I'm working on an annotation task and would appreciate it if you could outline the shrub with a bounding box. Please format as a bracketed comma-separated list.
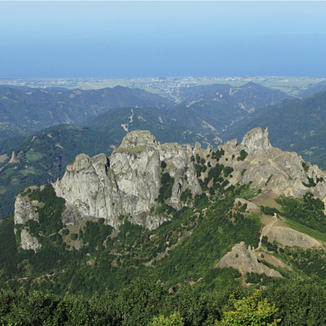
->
[62, 229, 69, 236]
[70, 233, 78, 241]
[237, 149, 248, 161]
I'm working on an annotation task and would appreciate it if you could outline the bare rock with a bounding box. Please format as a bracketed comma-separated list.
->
[220, 127, 326, 201]
[241, 127, 272, 155]
[268, 226, 321, 249]
[234, 198, 260, 215]
[14, 188, 39, 225]
[119, 130, 156, 149]
[20, 228, 41, 252]
[216, 241, 282, 278]
[52, 130, 201, 230]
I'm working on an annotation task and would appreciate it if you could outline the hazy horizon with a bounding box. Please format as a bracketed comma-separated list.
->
[1, 1, 326, 78]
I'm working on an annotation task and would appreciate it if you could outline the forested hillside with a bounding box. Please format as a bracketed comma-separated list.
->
[0, 86, 174, 141]
[162, 82, 291, 137]
[85, 107, 214, 146]
[2, 128, 326, 324]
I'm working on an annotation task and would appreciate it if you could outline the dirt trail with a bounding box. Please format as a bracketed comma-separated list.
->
[0, 151, 15, 172]
[129, 108, 134, 123]
[9, 151, 15, 163]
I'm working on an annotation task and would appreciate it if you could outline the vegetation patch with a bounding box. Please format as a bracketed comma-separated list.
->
[29, 185, 65, 233]
[276, 192, 326, 233]
[237, 149, 248, 161]
[157, 173, 174, 204]
[26, 149, 43, 161]
[180, 189, 192, 203]
[211, 148, 225, 161]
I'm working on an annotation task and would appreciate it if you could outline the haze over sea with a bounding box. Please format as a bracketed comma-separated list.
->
[1, 1, 326, 78]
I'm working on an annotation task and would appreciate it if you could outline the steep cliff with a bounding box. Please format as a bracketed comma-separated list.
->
[51, 130, 201, 230]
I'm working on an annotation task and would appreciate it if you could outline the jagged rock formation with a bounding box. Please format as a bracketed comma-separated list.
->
[220, 127, 326, 203]
[216, 241, 282, 278]
[51, 130, 201, 230]
[14, 186, 40, 225]
[13, 127, 326, 249]
[11, 127, 326, 286]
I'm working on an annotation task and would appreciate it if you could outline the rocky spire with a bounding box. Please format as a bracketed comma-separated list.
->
[241, 127, 272, 154]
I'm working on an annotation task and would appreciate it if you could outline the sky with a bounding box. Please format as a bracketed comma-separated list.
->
[1, 1, 326, 78]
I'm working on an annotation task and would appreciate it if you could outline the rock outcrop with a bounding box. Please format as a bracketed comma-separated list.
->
[216, 241, 282, 278]
[14, 127, 326, 238]
[220, 127, 326, 202]
[14, 186, 40, 225]
[51, 130, 201, 230]
[20, 228, 42, 252]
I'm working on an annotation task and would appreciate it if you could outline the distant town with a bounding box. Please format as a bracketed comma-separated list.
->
[1, 76, 326, 101]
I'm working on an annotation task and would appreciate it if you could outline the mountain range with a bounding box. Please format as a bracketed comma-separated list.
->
[0, 85, 173, 142]
[3, 83, 326, 221]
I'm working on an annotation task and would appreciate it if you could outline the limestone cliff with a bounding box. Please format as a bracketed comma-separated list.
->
[14, 186, 41, 225]
[20, 228, 42, 252]
[220, 127, 326, 203]
[52, 130, 201, 230]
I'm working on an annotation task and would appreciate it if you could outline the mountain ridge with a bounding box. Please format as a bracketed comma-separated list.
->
[9, 127, 326, 292]
[0, 85, 174, 141]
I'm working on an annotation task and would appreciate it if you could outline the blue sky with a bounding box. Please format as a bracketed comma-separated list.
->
[1, 1, 326, 78]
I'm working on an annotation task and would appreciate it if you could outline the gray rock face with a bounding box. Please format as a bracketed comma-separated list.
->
[241, 127, 272, 155]
[20, 228, 42, 252]
[119, 130, 157, 149]
[14, 186, 40, 225]
[52, 130, 201, 230]
[14, 127, 326, 238]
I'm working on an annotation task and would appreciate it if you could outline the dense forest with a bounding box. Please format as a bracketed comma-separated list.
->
[1, 275, 326, 325]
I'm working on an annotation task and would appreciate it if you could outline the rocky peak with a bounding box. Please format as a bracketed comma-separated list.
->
[241, 127, 272, 155]
[220, 127, 326, 201]
[49, 130, 201, 230]
[119, 130, 156, 149]
[15, 127, 326, 241]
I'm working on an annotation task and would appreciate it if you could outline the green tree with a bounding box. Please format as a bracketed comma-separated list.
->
[216, 290, 281, 326]
[114, 273, 169, 326]
[149, 312, 184, 326]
